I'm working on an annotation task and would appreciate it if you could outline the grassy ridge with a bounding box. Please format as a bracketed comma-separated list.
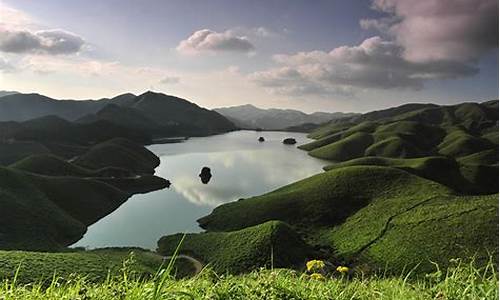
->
[323, 156, 498, 194]
[158, 221, 311, 274]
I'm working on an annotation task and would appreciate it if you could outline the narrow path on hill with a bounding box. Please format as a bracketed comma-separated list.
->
[164, 254, 204, 274]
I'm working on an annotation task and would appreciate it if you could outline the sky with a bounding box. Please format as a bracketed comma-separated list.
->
[0, 0, 498, 113]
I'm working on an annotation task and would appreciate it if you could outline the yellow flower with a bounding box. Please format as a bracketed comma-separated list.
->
[306, 260, 325, 272]
[336, 266, 349, 273]
[310, 273, 325, 281]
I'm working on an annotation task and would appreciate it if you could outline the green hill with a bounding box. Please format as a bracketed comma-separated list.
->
[0, 166, 86, 250]
[301, 101, 498, 166]
[197, 166, 498, 273]
[324, 156, 498, 194]
[158, 221, 311, 274]
[74, 138, 160, 174]
[308, 132, 374, 161]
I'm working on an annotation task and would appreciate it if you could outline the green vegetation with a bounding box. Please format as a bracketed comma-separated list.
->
[0, 166, 86, 250]
[198, 166, 451, 232]
[324, 156, 498, 194]
[309, 132, 374, 161]
[75, 138, 160, 174]
[158, 221, 311, 274]
[0, 258, 497, 299]
[197, 166, 498, 274]
[0, 248, 163, 284]
[301, 101, 498, 163]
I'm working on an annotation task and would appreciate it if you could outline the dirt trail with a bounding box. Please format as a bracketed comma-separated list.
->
[164, 254, 203, 274]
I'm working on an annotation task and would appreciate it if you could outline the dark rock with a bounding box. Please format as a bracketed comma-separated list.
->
[283, 138, 297, 145]
[258, 137, 265, 142]
[199, 167, 212, 184]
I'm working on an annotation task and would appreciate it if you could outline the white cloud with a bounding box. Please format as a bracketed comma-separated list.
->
[0, 28, 85, 55]
[176, 29, 255, 54]
[250, 36, 478, 96]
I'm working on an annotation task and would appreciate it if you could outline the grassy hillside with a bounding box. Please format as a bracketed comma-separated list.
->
[197, 166, 498, 274]
[0, 248, 163, 284]
[198, 166, 451, 232]
[158, 221, 311, 274]
[326, 193, 498, 273]
[323, 156, 498, 194]
[0, 166, 86, 250]
[301, 101, 498, 164]
[74, 138, 160, 174]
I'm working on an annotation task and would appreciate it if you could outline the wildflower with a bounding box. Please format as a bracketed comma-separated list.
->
[310, 273, 325, 281]
[306, 260, 325, 272]
[336, 266, 349, 274]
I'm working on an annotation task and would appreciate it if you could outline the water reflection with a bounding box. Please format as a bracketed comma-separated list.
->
[73, 131, 328, 249]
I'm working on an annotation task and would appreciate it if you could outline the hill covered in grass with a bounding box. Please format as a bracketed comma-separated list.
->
[300, 101, 498, 161]
[158, 221, 311, 274]
[194, 166, 498, 274]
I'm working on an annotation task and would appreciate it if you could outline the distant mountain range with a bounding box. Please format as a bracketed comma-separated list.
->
[214, 104, 358, 130]
[0, 91, 236, 137]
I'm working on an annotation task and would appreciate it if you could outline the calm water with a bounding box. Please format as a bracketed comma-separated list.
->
[73, 131, 327, 249]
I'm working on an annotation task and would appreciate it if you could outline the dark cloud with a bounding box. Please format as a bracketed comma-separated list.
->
[370, 0, 498, 63]
[251, 36, 478, 96]
[0, 29, 85, 55]
[177, 29, 255, 54]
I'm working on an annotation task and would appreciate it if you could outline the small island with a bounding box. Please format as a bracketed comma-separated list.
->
[282, 138, 297, 145]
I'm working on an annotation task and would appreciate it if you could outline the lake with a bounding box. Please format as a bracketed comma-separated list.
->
[73, 130, 328, 249]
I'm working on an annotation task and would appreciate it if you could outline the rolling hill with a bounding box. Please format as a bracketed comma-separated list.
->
[214, 104, 357, 130]
[193, 166, 498, 274]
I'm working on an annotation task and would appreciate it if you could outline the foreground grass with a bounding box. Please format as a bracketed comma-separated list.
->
[1, 258, 497, 300]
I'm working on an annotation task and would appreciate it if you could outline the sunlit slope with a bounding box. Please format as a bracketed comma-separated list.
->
[196, 166, 498, 273]
[323, 156, 498, 194]
[158, 221, 311, 274]
[301, 101, 498, 163]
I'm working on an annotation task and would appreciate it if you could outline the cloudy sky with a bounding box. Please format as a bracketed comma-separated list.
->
[0, 0, 498, 112]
